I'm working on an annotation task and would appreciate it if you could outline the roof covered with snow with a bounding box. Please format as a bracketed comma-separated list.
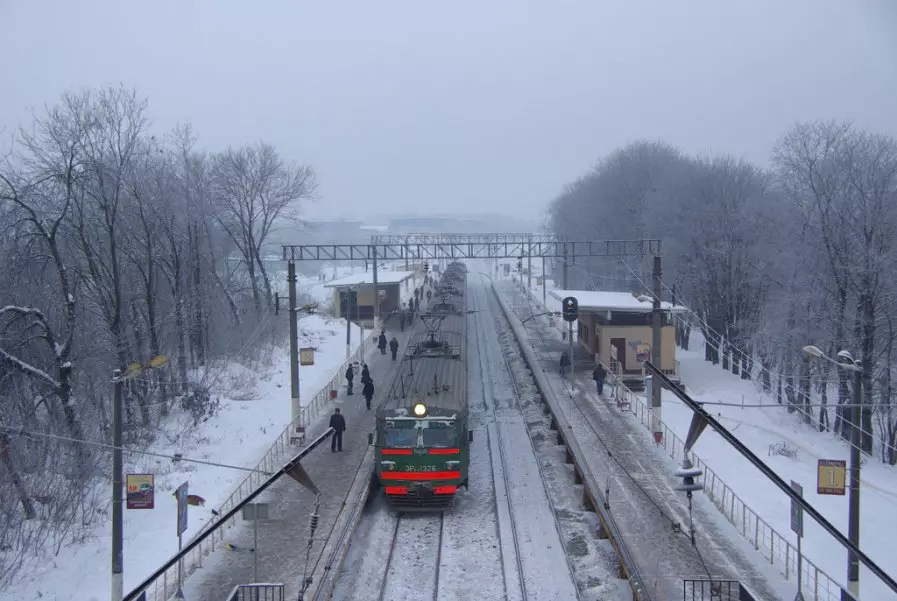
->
[324, 270, 416, 288]
[547, 289, 685, 313]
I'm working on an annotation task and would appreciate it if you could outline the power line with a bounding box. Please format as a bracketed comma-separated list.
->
[0, 424, 273, 475]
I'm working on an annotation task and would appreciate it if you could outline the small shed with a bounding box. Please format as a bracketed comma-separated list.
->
[325, 270, 417, 322]
[548, 289, 686, 388]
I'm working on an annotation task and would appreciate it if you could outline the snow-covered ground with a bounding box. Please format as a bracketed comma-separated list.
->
[523, 269, 897, 601]
[6, 311, 368, 601]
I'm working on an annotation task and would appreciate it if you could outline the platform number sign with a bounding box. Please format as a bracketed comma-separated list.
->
[562, 296, 579, 322]
[790, 480, 803, 537]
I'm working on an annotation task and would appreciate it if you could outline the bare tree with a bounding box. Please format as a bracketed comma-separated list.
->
[211, 142, 316, 312]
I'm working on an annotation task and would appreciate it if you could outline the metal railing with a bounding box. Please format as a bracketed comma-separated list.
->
[226, 583, 285, 601]
[140, 331, 375, 601]
[625, 384, 848, 601]
[682, 579, 754, 601]
[519, 283, 849, 601]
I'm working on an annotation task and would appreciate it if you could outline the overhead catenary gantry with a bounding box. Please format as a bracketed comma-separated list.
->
[280, 234, 661, 438]
[370, 232, 559, 245]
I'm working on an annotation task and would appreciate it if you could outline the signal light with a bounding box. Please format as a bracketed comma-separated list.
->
[412, 402, 427, 417]
[562, 296, 579, 322]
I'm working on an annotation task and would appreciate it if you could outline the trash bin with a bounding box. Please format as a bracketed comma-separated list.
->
[329, 389, 338, 399]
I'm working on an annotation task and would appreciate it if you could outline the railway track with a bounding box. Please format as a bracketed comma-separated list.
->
[377, 512, 445, 601]
[470, 274, 581, 601]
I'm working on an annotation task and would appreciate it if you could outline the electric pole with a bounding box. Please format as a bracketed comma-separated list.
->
[562, 242, 569, 290]
[845, 363, 863, 601]
[111, 369, 123, 601]
[651, 255, 663, 444]
[287, 261, 300, 428]
[372, 245, 380, 333]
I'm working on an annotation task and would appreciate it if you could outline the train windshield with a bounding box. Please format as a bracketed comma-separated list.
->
[422, 427, 455, 448]
[385, 428, 418, 448]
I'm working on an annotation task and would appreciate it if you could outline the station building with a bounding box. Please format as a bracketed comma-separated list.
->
[547, 289, 686, 390]
[325, 270, 420, 326]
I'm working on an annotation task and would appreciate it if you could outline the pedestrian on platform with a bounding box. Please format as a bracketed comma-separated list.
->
[426, 289, 432, 303]
[363, 378, 375, 410]
[345, 364, 355, 396]
[361, 363, 371, 386]
[329, 408, 346, 452]
[559, 351, 570, 377]
[593, 363, 606, 395]
[389, 336, 399, 360]
[378, 331, 387, 355]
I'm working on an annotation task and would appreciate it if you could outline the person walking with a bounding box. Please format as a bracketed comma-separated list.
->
[378, 331, 387, 355]
[361, 364, 371, 386]
[593, 363, 607, 395]
[559, 351, 570, 377]
[329, 408, 346, 452]
[363, 378, 375, 410]
[389, 336, 399, 360]
[345, 364, 355, 396]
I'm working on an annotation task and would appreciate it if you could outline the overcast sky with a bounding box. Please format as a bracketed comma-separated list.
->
[2, 0, 896, 222]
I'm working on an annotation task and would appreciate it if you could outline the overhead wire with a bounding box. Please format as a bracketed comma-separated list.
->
[0, 423, 272, 475]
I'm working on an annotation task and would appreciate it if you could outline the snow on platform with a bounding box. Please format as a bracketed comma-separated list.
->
[500, 281, 793, 601]
[6, 314, 366, 601]
[180, 317, 416, 600]
[324, 270, 416, 288]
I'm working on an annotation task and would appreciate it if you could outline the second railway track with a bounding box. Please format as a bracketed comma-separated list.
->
[378, 512, 446, 601]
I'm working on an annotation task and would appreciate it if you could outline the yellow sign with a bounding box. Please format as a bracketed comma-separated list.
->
[126, 474, 155, 509]
[147, 354, 169, 369]
[817, 459, 847, 495]
[299, 348, 315, 366]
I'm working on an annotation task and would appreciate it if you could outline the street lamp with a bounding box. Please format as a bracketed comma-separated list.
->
[112, 354, 169, 601]
[801, 345, 862, 601]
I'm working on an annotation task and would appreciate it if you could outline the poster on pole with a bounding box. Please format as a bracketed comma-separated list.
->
[126, 474, 155, 509]
[817, 459, 847, 495]
[299, 347, 315, 366]
[790, 480, 803, 537]
[175, 482, 189, 536]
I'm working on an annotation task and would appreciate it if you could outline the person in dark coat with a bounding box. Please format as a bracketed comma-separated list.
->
[345, 365, 354, 395]
[426, 289, 432, 303]
[378, 331, 387, 355]
[329, 408, 346, 452]
[593, 364, 607, 395]
[361, 364, 371, 385]
[559, 351, 570, 376]
[389, 336, 399, 360]
[363, 378, 375, 410]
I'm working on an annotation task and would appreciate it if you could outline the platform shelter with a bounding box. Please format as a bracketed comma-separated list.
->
[325, 270, 418, 323]
[547, 289, 686, 388]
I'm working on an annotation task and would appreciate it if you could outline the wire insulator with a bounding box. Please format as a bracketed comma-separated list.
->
[309, 511, 319, 537]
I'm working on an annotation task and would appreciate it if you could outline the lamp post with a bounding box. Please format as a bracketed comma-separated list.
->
[112, 355, 169, 601]
[802, 345, 862, 601]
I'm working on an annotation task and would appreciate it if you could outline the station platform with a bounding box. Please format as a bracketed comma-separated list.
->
[180, 314, 423, 601]
[496, 281, 790, 601]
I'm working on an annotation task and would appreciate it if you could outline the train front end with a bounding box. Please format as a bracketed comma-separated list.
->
[374, 401, 471, 511]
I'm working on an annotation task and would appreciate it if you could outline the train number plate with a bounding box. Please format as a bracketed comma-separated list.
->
[408, 464, 438, 471]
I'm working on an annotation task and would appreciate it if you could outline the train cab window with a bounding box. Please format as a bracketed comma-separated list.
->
[385, 429, 418, 448]
[422, 428, 455, 448]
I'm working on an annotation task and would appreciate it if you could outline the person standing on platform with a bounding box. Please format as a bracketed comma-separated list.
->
[593, 363, 606, 395]
[363, 378, 375, 410]
[329, 408, 346, 452]
[378, 331, 387, 355]
[389, 336, 399, 360]
[345, 364, 355, 396]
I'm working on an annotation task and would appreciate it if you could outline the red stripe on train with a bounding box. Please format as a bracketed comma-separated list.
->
[381, 448, 413, 455]
[428, 448, 460, 455]
[381, 471, 462, 480]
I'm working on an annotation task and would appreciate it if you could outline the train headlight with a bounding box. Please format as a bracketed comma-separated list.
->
[412, 402, 427, 417]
